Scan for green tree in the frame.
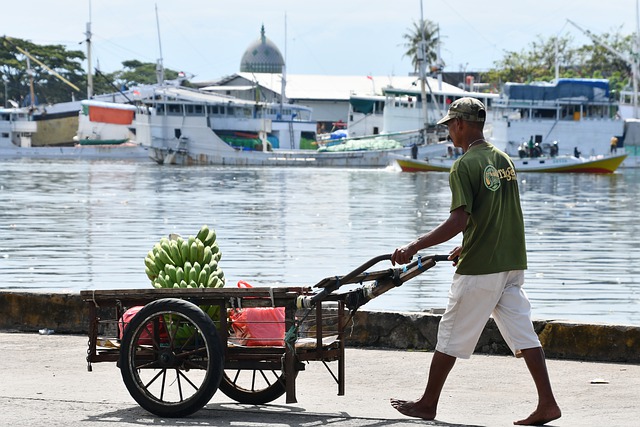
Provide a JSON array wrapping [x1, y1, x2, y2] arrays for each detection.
[[1, 37, 191, 107], [90, 69, 120, 96], [110, 60, 184, 88], [92, 61, 190, 96], [401, 19, 442, 74], [482, 30, 636, 96], [572, 30, 633, 94], [483, 35, 575, 85], [0, 36, 86, 106]]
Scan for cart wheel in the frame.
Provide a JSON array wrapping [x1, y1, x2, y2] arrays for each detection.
[[219, 368, 297, 404], [119, 298, 223, 417]]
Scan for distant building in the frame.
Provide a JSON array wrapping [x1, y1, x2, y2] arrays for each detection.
[[194, 25, 491, 135]]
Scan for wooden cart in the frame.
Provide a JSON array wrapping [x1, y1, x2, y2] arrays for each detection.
[[81, 253, 448, 417]]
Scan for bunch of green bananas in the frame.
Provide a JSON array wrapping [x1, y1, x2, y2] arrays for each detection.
[[144, 225, 225, 290]]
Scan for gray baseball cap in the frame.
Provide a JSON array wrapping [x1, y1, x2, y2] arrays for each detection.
[[437, 97, 486, 125]]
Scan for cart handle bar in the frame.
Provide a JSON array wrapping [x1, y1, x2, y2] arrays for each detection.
[[298, 253, 452, 308]]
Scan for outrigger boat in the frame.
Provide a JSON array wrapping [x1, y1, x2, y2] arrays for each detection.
[[396, 152, 628, 174]]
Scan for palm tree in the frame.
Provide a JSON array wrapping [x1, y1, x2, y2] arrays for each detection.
[[402, 19, 442, 74]]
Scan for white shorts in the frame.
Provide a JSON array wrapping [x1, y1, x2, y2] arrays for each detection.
[[436, 270, 540, 359]]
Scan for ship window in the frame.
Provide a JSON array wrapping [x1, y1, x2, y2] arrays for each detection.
[[194, 105, 203, 115], [227, 107, 234, 116], [298, 110, 311, 120], [534, 108, 556, 119], [167, 104, 182, 115]]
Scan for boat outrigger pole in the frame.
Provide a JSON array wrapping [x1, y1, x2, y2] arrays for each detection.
[[11, 44, 81, 94], [567, 17, 640, 119]]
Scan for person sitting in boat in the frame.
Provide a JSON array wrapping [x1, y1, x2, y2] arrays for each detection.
[[550, 141, 559, 157], [531, 142, 542, 157], [574, 147, 581, 158], [518, 143, 527, 159]]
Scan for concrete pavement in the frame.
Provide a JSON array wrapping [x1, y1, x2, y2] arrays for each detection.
[[2, 332, 639, 426]]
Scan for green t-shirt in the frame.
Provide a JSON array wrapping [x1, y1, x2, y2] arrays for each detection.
[[449, 143, 527, 275]]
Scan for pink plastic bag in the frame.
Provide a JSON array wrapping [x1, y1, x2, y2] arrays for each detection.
[[119, 306, 168, 345], [230, 281, 285, 346]]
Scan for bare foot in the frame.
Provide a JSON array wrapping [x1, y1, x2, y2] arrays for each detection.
[[390, 398, 436, 420], [514, 405, 561, 425]]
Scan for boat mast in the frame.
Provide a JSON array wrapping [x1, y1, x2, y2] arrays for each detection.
[[282, 14, 287, 106], [554, 38, 559, 81], [417, 0, 429, 142], [155, 3, 165, 85], [636, 0, 640, 118], [26, 56, 35, 111], [436, 26, 443, 91], [86, 0, 93, 99], [282, 14, 289, 149], [416, 0, 443, 143]]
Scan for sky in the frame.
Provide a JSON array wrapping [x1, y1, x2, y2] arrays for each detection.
[[3, 0, 639, 83]]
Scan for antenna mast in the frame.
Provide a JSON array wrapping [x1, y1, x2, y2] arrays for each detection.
[[86, 23, 93, 98], [418, 1, 441, 141], [155, 3, 165, 85], [418, 0, 429, 138], [86, 0, 93, 98]]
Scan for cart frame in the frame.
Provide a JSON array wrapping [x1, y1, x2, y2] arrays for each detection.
[[80, 253, 448, 417]]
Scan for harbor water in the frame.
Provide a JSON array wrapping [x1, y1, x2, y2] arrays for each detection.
[[1, 159, 638, 326]]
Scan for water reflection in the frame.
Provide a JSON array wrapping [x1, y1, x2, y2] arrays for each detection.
[[0, 160, 638, 326]]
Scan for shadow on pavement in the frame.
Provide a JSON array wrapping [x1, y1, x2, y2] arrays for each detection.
[[83, 403, 483, 426]]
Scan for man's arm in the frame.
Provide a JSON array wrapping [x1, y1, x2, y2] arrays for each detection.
[[391, 206, 469, 265]]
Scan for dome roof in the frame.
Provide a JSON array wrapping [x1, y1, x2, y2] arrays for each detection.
[[240, 25, 285, 74]]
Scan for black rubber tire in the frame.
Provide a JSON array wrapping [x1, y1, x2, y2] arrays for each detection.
[[119, 298, 223, 417], [219, 368, 296, 404]]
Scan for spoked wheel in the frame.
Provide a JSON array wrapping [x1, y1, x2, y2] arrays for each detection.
[[119, 298, 224, 417], [219, 367, 297, 404]]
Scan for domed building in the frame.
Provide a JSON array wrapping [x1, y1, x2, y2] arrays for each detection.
[[202, 25, 458, 135], [240, 25, 285, 74]]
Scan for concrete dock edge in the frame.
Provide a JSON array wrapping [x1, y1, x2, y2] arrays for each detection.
[[1, 291, 638, 363]]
